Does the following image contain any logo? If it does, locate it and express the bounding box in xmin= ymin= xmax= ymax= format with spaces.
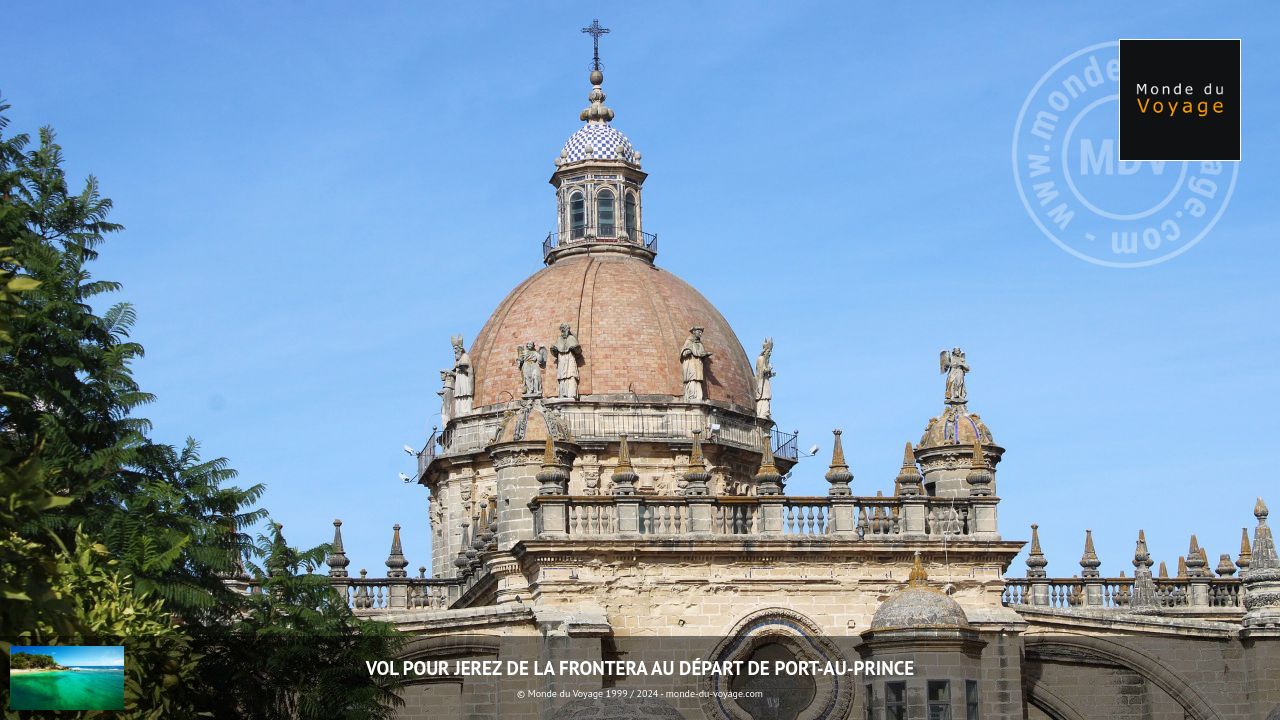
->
xmin=1012 ymin=42 xmax=1238 ymax=268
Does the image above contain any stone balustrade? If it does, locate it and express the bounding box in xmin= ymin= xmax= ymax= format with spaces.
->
xmin=530 ymin=494 xmax=997 ymax=539
xmin=330 ymin=571 xmax=460 ymax=615
xmin=1002 ymin=577 xmax=1243 ymax=610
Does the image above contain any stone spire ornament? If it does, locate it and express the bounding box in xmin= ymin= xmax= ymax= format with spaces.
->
xmin=1238 ymin=527 xmax=1253 ymax=572
xmin=824 ymin=429 xmax=853 ymax=496
xmin=1159 ymin=561 xmax=1169 ymax=579
xmin=1079 ymin=529 xmax=1101 ymax=578
xmin=894 ymin=441 xmax=924 ymax=497
xmin=536 ymin=437 xmax=568 ymax=495
xmin=611 ymin=434 xmax=639 ymax=496
xmin=966 ymin=440 xmax=993 ymax=497
xmin=1216 ymin=554 xmax=1237 ymax=577
xmin=1131 ymin=529 xmax=1157 ymax=610
xmin=1251 ymin=497 xmax=1277 ymax=570
xmin=1243 ymin=497 xmax=1280 ymax=627
xmin=1025 ymin=524 xmax=1048 ymax=579
xmin=385 ymin=524 xmax=408 ymax=578
xmin=681 ymin=430 xmax=711 ymax=496
xmin=908 ymin=550 xmax=930 ymax=588
xmin=754 ymin=433 xmax=784 ymax=496
xmin=1186 ymin=535 xmax=1207 ymax=577
xmin=326 ymin=519 xmax=350 ymax=578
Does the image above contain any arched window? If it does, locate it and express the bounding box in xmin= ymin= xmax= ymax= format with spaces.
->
xmin=597 ymin=189 xmax=615 ymax=237
xmin=569 ymin=192 xmax=585 ymax=239
xmin=625 ymin=192 xmax=638 ymax=236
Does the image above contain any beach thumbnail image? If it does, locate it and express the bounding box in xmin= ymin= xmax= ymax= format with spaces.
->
xmin=8 ymin=645 xmax=125 ymax=711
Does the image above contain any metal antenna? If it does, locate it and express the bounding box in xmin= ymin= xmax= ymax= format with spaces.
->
xmin=581 ymin=19 xmax=610 ymax=70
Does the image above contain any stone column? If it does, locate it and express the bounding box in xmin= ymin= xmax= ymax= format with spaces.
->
xmin=824 ymin=430 xmax=856 ymax=535
xmin=753 ymin=434 xmax=784 ymax=534
xmin=611 ymin=435 xmax=641 ymax=534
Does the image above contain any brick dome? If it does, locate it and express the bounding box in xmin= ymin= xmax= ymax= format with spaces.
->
xmin=469 ymin=252 xmax=755 ymax=410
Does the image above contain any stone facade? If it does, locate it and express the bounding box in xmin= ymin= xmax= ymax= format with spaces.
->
xmin=312 ymin=47 xmax=1280 ymax=720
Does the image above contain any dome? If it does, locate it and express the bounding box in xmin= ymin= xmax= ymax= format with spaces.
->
xmin=560 ymin=122 xmax=638 ymax=164
xmin=469 ymin=252 xmax=755 ymax=410
xmin=871 ymin=555 xmax=970 ymax=630
xmin=870 ymin=584 xmax=967 ymax=627
xmin=870 ymin=587 xmax=971 ymax=630
xmin=919 ymin=405 xmax=995 ymax=449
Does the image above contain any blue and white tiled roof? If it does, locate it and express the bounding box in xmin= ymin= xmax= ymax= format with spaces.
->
xmin=561 ymin=122 xmax=638 ymax=164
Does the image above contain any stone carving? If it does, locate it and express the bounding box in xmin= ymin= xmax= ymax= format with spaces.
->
xmin=680 ymin=327 xmax=712 ymax=401
xmin=437 ymin=369 xmax=455 ymax=427
xmin=940 ymin=347 xmax=969 ymax=405
xmin=516 ymin=341 xmax=548 ymax=397
xmin=550 ymin=323 xmax=582 ymax=399
xmin=451 ymin=336 xmax=474 ymax=415
xmin=754 ymin=337 xmax=775 ymax=418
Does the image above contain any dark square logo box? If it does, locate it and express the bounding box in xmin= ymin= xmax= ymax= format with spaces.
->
xmin=1119 ymin=39 xmax=1240 ymax=161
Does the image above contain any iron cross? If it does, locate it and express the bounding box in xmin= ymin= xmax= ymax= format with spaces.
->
xmin=581 ymin=19 xmax=610 ymax=70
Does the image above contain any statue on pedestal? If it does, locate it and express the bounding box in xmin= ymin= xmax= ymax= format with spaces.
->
xmin=754 ymin=337 xmax=775 ymax=418
xmin=550 ymin=323 xmax=582 ymax=399
xmin=680 ymin=327 xmax=712 ymax=401
xmin=940 ymin=347 xmax=969 ymax=405
xmin=451 ymin=336 xmax=473 ymax=415
xmin=516 ymin=341 xmax=548 ymax=397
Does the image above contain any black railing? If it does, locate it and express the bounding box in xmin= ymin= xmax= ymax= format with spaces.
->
xmin=543 ymin=227 xmax=658 ymax=261
xmin=772 ymin=428 xmax=799 ymax=461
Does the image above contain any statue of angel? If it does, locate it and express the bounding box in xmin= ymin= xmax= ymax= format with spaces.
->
xmin=516 ymin=341 xmax=548 ymax=397
xmin=940 ymin=347 xmax=969 ymax=405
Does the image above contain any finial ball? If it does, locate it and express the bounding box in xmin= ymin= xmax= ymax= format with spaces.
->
xmin=590 ymin=69 xmax=604 ymax=86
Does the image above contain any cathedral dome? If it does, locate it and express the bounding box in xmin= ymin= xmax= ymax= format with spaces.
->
xmin=560 ymin=122 xmax=638 ymax=164
xmin=468 ymin=252 xmax=755 ymax=410
xmin=918 ymin=405 xmax=995 ymax=450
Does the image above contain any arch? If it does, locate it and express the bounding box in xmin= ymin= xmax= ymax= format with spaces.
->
xmin=596 ymin=188 xmax=616 ymax=237
xmin=1023 ymin=634 xmax=1222 ymax=720
xmin=569 ymin=191 xmax=586 ymax=239
xmin=1024 ymin=681 xmax=1087 ymax=720
xmin=702 ymin=608 xmax=852 ymax=720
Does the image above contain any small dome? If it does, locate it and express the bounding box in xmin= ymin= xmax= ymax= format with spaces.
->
xmin=871 ymin=587 xmax=970 ymax=630
xmin=871 ymin=555 xmax=971 ymax=630
xmin=561 ymin=122 xmax=638 ymax=164
xmin=919 ymin=405 xmax=994 ymax=449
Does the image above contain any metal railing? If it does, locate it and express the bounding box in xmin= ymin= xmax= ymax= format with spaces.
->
xmin=543 ymin=227 xmax=658 ymax=261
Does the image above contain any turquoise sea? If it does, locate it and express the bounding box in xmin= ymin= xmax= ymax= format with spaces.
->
xmin=9 ymin=666 xmax=125 ymax=711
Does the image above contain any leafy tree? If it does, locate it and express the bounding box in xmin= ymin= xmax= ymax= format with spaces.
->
xmin=1 ymin=95 xmax=407 ymax=717
xmin=199 ymin=523 xmax=405 ymax=720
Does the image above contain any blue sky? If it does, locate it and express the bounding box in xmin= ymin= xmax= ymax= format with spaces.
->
xmin=13 ymin=646 xmax=124 ymax=668
xmin=4 ymin=3 xmax=1278 ymax=581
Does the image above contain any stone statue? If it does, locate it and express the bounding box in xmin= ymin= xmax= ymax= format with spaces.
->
xmin=680 ymin=327 xmax=712 ymax=401
xmin=940 ymin=347 xmax=969 ymax=405
xmin=451 ymin=336 xmax=473 ymax=415
xmin=754 ymin=337 xmax=775 ymax=418
xmin=550 ymin=323 xmax=582 ymax=399
xmin=437 ymin=369 xmax=455 ymax=427
xmin=516 ymin=341 xmax=548 ymax=397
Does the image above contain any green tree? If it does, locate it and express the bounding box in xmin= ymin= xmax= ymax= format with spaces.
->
xmin=1 ymin=95 xmax=406 ymax=717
